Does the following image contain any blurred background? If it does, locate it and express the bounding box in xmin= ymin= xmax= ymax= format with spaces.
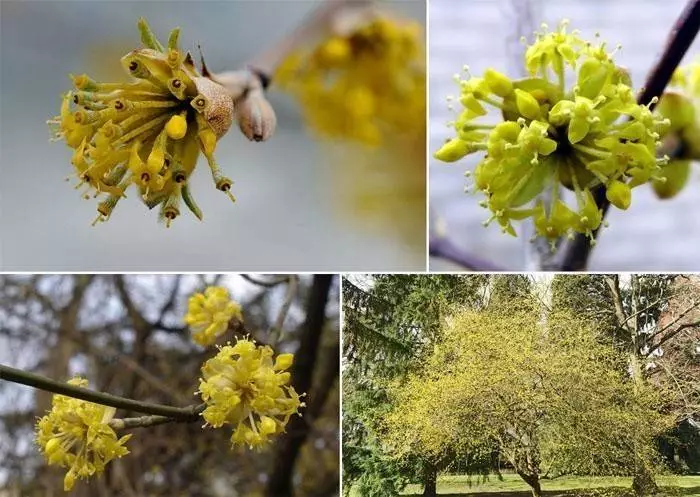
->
xmin=0 ymin=0 xmax=426 ymax=271
xmin=429 ymin=0 xmax=700 ymax=271
xmin=0 ymin=274 xmax=339 ymax=496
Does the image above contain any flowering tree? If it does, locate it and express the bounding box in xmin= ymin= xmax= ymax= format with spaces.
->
xmin=342 ymin=274 xmax=501 ymax=496
xmin=384 ymin=308 xmax=672 ymax=497
xmin=551 ymin=273 xmax=700 ymax=493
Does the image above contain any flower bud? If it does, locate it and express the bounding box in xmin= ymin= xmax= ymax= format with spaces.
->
xmin=45 ymin=438 xmax=61 ymax=455
xmin=577 ymin=58 xmax=609 ymax=99
xmin=165 ymin=113 xmax=188 ymax=140
xmin=319 ymin=37 xmax=351 ymax=65
xmin=484 ymin=68 xmax=513 ymax=97
xmin=260 ymin=416 xmax=277 ymax=435
xmin=434 ymin=138 xmax=473 ymax=162
xmin=655 ymin=92 xmax=695 ymax=133
xmin=606 ymin=180 xmax=632 ymax=210
xmin=274 ymin=353 xmax=294 ymax=371
xmin=652 ymin=160 xmax=690 ymax=199
xmin=235 ymin=88 xmax=277 ymax=142
xmin=64 ymin=471 xmax=76 ymax=492
xmin=514 ymin=89 xmax=541 ymax=120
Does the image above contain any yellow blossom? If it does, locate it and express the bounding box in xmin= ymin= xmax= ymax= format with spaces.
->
xmin=184 ymin=286 xmax=242 ymax=346
xmin=35 ymin=378 xmax=131 ymax=491
xmin=275 ymin=15 xmax=424 ymax=147
xmin=434 ymin=20 xmax=669 ymax=243
xmin=652 ymin=63 xmax=700 ymax=198
xmin=276 ymin=13 xmax=426 ymax=245
xmin=47 ymin=18 xmax=235 ymax=227
xmin=197 ymin=338 xmax=304 ymax=450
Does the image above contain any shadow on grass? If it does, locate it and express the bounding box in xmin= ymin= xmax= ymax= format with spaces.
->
xmin=411 ymin=486 xmax=700 ymax=497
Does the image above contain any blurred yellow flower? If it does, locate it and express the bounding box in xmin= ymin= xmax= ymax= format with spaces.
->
xmin=652 ymin=63 xmax=700 ymax=198
xmin=197 ymin=338 xmax=304 ymax=450
xmin=276 ymin=12 xmax=426 ymax=244
xmin=184 ymin=286 xmax=242 ymax=346
xmin=48 ymin=18 xmax=235 ymax=226
xmin=35 ymin=378 xmax=131 ymax=491
xmin=276 ymin=15 xmax=424 ymax=146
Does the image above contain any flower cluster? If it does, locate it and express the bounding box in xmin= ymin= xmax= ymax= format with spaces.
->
xmin=48 ymin=18 xmax=236 ymax=226
xmin=434 ymin=21 xmax=670 ymax=244
xmin=184 ymin=286 xmax=243 ymax=346
xmin=35 ymin=378 xmax=131 ymax=491
xmin=275 ymin=11 xmax=426 ymax=245
xmin=275 ymin=14 xmax=425 ymax=146
xmin=652 ymin=62 xmax=700 ymax=198
xmin=197 ymin=338 xmax=304 ymax=449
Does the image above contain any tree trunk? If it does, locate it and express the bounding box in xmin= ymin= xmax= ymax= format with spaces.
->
xmin=633 ymin=467 xmax=660 ymax=496
xmin=517 ymin=472 xmax=542 ymax=497
xmin=422 ymin=466 xmax=437 ymax=497
xmin=606 ymin=276 xmax=660 ymax=496
xmin=266 ymin=275 xmax=333 ymax=497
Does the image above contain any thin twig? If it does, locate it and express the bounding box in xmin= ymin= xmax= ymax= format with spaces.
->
xmin=0 ymin=364 xmax=200 ymax=421
xmin=270 ymin=276 xmax=299 ymax=345
xmin=109 ymin=408 xmax=204 ymax=430
xmin=70 ymin=334 xmax=189 ymax=405
xmin=429 ymin=235 xmax=506 ymax=271
xmin=241 ymin=274 xmax=289 ymax=288
xmin=560 ymin=0 xmax=700 ymax=271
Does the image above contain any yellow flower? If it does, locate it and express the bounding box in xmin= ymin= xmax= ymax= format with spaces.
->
xmin=35 ymin=378 xmax=131 ymax=491
xmin=48 ymin=18 xmax=235 ymax=227
xmin=275 ymin=15 xmax=425 ymax=147
xmin=434 ymin=20 xmax=669 ymax=243
xmin=184 ymin=286 xmax=242 ymax=346
xmin=197 ymin=338 xmax=304 ymax=450
xmin=276 ymin=13 xmax=426 ymax=245
xmin=652 ymin=63 xmax=700 ymax=198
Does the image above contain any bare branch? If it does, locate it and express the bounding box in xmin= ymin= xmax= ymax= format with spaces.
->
xmin=109 ymin=408 xmax=204 ymax=430
xmin=429 ymin=235 xmax=505 ymax=271
xmin=241 ymin=274 xmax=289 ymax=288
xmin=0 ymin=364 xmax=201 ymax=421
xmin=270 ymin=276 xmax=299 ymax=344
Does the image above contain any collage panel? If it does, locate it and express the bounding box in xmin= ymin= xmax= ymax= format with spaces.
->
xmin=429 ymin=0 xmax=700 ymax=271
xmin=342 ymin=273 xmax=700 ymax=497
xmin=0 ymin=0 xmax=426 ymax=271
xmin=2 ymin=0 xmax=700 ymax=496
xmin=0 ymin=274 xmax=339 ymax=496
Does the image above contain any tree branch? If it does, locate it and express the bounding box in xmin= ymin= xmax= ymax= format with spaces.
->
xmin=560 ymin=0 xmax=700 ymax=270
xmin=241 ymin=274 xmax=289 ymax=288
xmin=70 ymin=334 xmax=189 ymax=405
xmin=648 ymin=314 xmax=700 ymax=355
xmin=429 ymin=235 xmax=505 ymax=271
xmin=267 ymin=275 xmax=334 ymax=497
xmin=270 ymin=276 xmax=299 ymax=344
xmin=655 ymin=299 xmax=700 ymax=335
xmin=0 ymin=364 xmax=201 ymax=421
xmin=108 ymin=408 xmax=204 ymax=430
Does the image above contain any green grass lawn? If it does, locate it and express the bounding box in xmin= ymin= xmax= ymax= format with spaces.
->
xmin=400 ymin=474 xmax=700 ymax=496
